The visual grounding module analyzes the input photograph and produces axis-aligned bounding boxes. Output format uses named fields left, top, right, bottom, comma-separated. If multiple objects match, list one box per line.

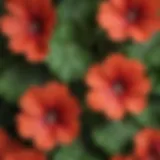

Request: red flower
left=1, top=0, right=55, bottom=62
left=0, top=129, right=21, bottom=159
left=134, top=128, right=160, bottom=160
left=97, top=0, right=160, bottom=42
left=0, top=129, right=12, bottom=159
left=16, top=82, right=81, bottom=150
left=86, top=54, right=151, bottom=120
left=0, top=128, right=45, bottom=160
left=4, top=149, right=45, bottom=160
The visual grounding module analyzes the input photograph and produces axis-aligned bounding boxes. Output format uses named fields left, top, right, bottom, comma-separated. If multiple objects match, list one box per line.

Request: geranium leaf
left=92, top=121, right=138, bottom=154
left=54, top=140, right=99, bottom=160
left=133, top=100, right=160, bottom=128
left=124, top=33, right=160, bottom=67
left=46, top=24, right=92, bottom=82
left=0, top=56, right=52, bottom=103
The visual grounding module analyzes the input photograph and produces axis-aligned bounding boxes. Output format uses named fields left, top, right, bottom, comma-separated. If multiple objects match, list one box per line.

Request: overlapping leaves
left=0, top=55, right=52, bottom=103
left=46, top=0, right=100, bottom=82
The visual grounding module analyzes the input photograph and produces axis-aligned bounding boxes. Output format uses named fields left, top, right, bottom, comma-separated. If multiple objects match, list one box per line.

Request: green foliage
left=46, top=0, right=101, bottom=82
left=54, top=140, right=99, bottom=160
left=93, top=120, right=139, bottom=155
left=134, top=99, right=160, bottom=128
left=46, top=24, right=92, bottom=82
left=124, top=33, right=160, bottom=67
left=0, top=56, right=52, bottom=103
left=57, top=0, right=99, bottom=23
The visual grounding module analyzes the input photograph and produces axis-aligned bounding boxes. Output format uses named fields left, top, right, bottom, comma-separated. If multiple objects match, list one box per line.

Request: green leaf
left=0, top=57, right=52, bottom=103
left=54, top=140, right=99, bottom=160
left=57, top=0, right=100, bottom=47
left=93, top=121, right=138, bottom=154
left=133, top=101, right=160, bottom=128
left=46, top=0, right=99, bottom=82
left=124, top=33, right=160, bottom=67
left=46, top=24, right=92, bottom=82
left=45, top=0, right=101, bottom=82
left=152, top=82, right=160, bottom=95
left=148, top=46, right=160, bottom=68
left=149, top=70, right=160, bottom=95
left=57, top=0, right=99, bottom=24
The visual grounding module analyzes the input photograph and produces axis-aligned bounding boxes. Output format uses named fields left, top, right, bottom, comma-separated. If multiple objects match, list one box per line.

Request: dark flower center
left=113, top=82, right=125, bottom=95
left=44, top=108, right=65, bottom=126
left=127, top=4, right=143, bottom=24
left=148, top=142, right=160, bottom=160
left=29, top=18, right=43, bottom=35
left=45, top=112, right=57, bottom=124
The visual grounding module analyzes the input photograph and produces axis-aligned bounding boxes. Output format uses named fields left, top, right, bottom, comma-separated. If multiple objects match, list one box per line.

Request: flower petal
left=124, top=96, right=147, bottom=114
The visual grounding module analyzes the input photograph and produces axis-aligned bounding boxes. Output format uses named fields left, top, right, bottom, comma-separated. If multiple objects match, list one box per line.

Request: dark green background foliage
left=0, top=0, right=160, bottom=159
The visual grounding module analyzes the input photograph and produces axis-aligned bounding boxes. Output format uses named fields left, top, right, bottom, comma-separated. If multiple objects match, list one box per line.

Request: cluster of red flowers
left=0, top=0, right=160, bottom=159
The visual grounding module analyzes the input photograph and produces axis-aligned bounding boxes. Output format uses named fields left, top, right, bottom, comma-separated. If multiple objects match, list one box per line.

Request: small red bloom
left=0, top=129, right=12, bottom=159
left=4, top=149, right=45, bottom=160
left=86, top=54, right=151, bottom=120
left=17, top=82, right=81, bottom=150
left=134, top=128, right=160, bottom=160
left=97, top=0, right=160, bottom=42
left=1, top=0, right=55, bottom=62
left=0, top=129, right=21, bottom=159
left=0, top=128, right=45, bottom=160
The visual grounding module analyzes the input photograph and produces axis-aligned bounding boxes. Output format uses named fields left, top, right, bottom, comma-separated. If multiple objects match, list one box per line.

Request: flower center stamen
left=113, top=83, right=124, bottom=95
left=127, top=7, right=141, bottom=23
left=45, top=112, right=57, bottom=124
left=29, top=20, right=43, bottom=35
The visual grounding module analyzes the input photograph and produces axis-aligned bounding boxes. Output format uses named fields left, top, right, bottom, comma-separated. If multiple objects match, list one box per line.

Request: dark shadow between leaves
left=80, top=111, right=109, bottom=160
